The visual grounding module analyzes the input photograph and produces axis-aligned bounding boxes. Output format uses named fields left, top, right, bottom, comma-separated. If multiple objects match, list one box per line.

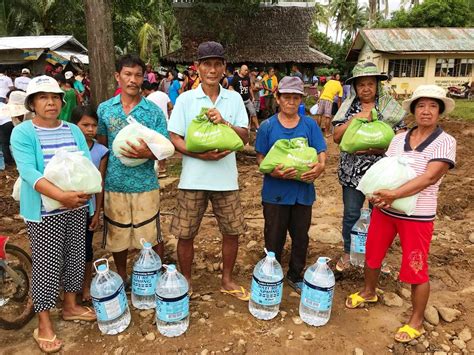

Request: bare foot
left=221, top=279, right=246, bottom=298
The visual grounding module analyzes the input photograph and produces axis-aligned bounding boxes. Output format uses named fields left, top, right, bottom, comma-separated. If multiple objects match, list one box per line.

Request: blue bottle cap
left=97, top=264, right=107, bottom=272
left=167, top=264, right=176, bottom=272
left=267, top=251, right=276, bottom=258
left=317, top=257, right=328, bottom=264
left=143, top=242, right=152, bottom=248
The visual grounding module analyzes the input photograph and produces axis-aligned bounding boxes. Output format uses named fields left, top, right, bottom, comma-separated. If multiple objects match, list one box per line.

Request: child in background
left=70, top=105, right=109, bottom=302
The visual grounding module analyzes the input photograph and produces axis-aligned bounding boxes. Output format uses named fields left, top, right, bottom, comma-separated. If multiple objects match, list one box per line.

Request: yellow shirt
left=262, top=74, right=278, bottom=96
left=320, top=80, right=343, bottom=102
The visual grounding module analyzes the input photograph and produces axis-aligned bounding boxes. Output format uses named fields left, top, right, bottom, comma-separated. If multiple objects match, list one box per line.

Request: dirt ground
left=1, top=119, right=473, bottom=355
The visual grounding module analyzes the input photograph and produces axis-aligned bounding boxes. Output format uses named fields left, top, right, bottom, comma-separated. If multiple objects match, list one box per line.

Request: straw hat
left=402, top=84, right=455, bottom=114
left=0, top=91, right=29, bottom=117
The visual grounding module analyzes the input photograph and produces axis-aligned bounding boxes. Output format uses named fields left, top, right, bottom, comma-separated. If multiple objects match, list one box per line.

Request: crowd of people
left=2, top=40, right=457, bottom=353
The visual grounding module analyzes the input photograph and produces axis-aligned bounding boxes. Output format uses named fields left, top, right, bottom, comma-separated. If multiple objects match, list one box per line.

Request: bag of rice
left=112, top=116, right=175, bottom=167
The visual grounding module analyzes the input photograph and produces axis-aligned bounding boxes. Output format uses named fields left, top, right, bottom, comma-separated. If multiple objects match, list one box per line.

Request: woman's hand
left=89, top=213, right=100, bottom=231
left=370, top=189, right=398, bottom=209
left=60, top=191, right=90, bottom=209
left=270, top=164, right=298, bottom=180
left=300, top=162, right=325, bottom=182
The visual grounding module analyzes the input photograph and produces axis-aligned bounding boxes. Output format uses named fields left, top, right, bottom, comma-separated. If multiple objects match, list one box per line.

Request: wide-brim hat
left=25, top=75, right=65, bottom=111
left=402, top=84, right=455, bottom=115
left=0, top=91, right=29, bottom=117
left=345, top=62, right=388, bottom=85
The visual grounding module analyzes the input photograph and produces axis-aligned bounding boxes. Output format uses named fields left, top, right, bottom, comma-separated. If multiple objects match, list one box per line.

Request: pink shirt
left=383, top=127, right=456, bottom=221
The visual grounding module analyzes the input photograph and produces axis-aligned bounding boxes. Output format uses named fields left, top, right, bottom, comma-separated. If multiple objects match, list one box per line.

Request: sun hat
left=197, top=41, right=225, bottom=61
left=21, top=68, right=30, bottom=75
left=277, top=76, right=305, bottom=95
left=0, top=91, right=29, bottom=117
left=24, top=75, right=65, bottom=111
left=64, top=71, right=74, bottom=80
left=402, top=84, right=455, bottom=115
left=345, top=62, right=388, bottom=85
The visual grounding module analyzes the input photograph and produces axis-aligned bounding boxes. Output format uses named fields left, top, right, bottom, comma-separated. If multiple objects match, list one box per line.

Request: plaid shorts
left=170, top=189, right=246, bottom=239
left=316, top=99, right=333, bottom=117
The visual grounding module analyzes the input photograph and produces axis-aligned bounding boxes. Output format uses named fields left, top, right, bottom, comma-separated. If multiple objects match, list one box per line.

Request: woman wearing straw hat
left=0, top=90, right=30, bottom=125
left=10, top=75, right=96, bottom=353
left=345, top=85, right=456, bottom=343
left=332, top=62, right=406, bottom=272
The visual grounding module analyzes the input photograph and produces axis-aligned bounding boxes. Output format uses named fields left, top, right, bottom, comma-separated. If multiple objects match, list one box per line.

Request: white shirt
left=0, top=74, right=13, bottom=99
left=14, top=76, right=31, bottom=91
left=147, top=91, right=171, bottom=120
left=0, top=103, right=12, bottom=125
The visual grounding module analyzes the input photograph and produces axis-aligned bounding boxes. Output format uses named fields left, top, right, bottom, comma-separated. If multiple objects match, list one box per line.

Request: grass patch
left=449, top=100, right=474, bottom=122
left=166, top=158, right=182, bottom=177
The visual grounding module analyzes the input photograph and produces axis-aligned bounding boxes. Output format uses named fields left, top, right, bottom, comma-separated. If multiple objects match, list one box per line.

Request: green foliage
left=449, top=100, right=474, bottom=122
left=377, top=0, right=472, bottom=28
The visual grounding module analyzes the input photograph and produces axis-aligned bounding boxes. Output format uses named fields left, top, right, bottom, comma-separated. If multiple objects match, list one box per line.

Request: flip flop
left=33, top=328, right=62, bottom=354
left=345, top=292, right=378, bottom=309
left=220, top=286, right=250, bottom=302
left=336, top=255, right=351, bottom=272
left=62, top=306, right=96, bottom=321
left=394, top=324, right=425, bottom=343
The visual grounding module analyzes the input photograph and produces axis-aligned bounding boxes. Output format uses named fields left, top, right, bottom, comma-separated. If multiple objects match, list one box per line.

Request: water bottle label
left=351, top=231, right=367, bottom=254
left=156, top=293, right=189, bottom=322
left=132, top=270, right=159, bottom=296
left=92, top=284, right=128, bottom=322
left=250, top=276, right=283, bottom=306
left=301, top=281, right=334, bottom=311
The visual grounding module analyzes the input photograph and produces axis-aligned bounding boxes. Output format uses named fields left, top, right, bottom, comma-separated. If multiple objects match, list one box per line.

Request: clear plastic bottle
left=91, top=259, right=131, bottom=335
left=131, top=239, right=162, bottom=309
left=155, top=264, right=189, bottom=337
left=299, top=256, right=335, bottom=326
left=350, top=208, right=371, bottom=267
left=249, top=249, right=284, bottom=320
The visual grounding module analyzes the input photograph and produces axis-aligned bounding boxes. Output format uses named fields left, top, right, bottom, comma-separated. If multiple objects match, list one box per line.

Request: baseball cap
left=21, top=68, right=30, bottom=74
left=197, top=41, right=225, bottom=61
left=64, top=71, right=74, bottom=80
left=277, top=76, right=305, bottom=95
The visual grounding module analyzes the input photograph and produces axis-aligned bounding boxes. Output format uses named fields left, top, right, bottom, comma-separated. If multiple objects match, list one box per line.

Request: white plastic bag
left=112, top=116, right=175, bottom=167
left=41, top=148, right=102, bottom=212
left=11, top=177, right=21, bottom=201
left=356, top=156, right=419, bottom=215
left=309, top=103, right=319, bottom=115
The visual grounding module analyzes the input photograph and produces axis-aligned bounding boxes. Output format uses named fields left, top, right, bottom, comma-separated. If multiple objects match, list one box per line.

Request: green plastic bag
left=339, top=108, right=395, bottom=153
left=259, top=137, right=318, bottom=181
left=186, top=108, right=244, bottom=153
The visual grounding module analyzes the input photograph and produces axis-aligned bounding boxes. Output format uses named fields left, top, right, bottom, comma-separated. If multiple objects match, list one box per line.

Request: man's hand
left=207, top=108, right=225, bottom=125
left=60, top=192, right=90, bottom=209
left=198, top=149, right=231, bottom=161
left=300, top=162, right=325, bottom=182
left=369, top=189, right=397, bottom=209
left=121, top=138, right=154, bottom=159
left=270, top=164, right=298, bottom=180
left=89, top=213, right=100, bottom=231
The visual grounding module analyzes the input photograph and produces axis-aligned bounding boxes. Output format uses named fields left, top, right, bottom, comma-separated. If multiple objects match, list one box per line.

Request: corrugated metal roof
left=361, top=28, right=474, bottom=53
left=0, top=35, right=87, bottom=52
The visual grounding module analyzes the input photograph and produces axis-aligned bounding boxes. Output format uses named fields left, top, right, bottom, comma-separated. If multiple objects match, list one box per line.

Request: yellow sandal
left=220, top=286, right=250, bottom=301
left=345, top=292, right=378, bottom=309
left=395, top=324, right=425, bottom=343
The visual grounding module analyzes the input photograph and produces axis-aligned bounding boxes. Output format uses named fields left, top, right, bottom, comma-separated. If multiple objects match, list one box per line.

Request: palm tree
left=329, top=0, right=355, bottom=43
left=342, top=3, right=368, bottom=40
left=313, top=1, right=330, bottom=34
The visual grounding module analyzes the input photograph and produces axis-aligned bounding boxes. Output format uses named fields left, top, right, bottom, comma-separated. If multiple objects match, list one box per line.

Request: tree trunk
left=83, top=0, right=116, bottom=108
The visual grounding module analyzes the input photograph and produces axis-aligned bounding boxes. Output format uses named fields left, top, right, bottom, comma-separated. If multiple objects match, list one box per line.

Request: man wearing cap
left=232, top=64, right=259, bottom=130
left=0, top=68, right=14, bottom=104
left=255, top=76, right=327, bottom=293
left=168, top=41, right=250, bottom=300
left=14, top=68, right=32, bottom=91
